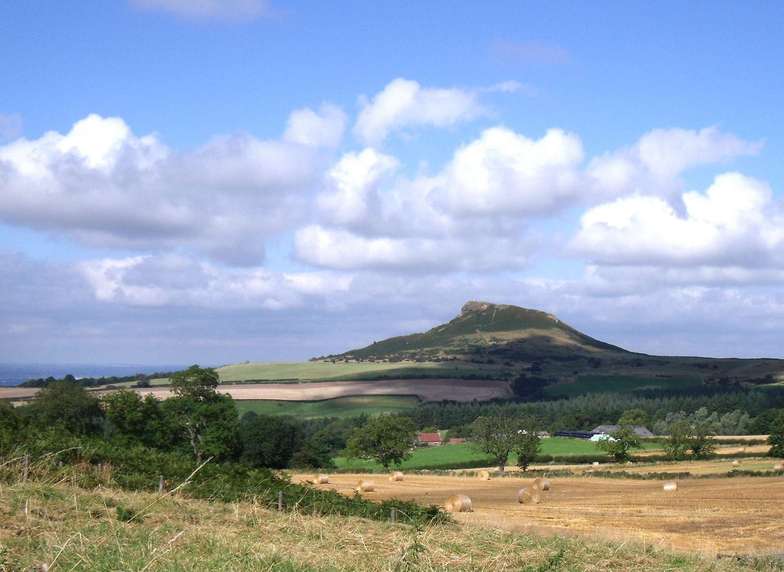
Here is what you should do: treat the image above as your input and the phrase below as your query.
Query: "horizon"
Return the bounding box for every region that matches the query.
[2,1,784,364]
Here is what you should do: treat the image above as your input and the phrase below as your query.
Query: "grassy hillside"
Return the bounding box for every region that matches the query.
[544,374,705,397]
[1,481,774,571]
[235,395,420,418]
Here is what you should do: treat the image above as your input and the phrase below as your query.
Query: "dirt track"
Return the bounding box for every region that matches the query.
[294,472,784,555]
[0,379,510,403]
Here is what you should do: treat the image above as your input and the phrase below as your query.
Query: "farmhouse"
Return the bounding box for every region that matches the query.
[417,432,442,446]
[591,425,654,437]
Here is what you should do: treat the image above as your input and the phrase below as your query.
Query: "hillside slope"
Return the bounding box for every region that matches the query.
[328,300,629,362]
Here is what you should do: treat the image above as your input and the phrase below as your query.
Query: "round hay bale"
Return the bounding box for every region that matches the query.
[773,462,784,471]
[316,474,330,485]
[531,477,551,492]
[517,487,541,504]
[478,470,492,481]
[389,471,404,482]
[444,494,473,513]
[592,461,600,467]
[731,460,740,467]
[662,481,678,492]
[355,480,375,493]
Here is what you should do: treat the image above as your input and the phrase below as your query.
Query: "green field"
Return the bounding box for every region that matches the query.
[545,374,704,397]
[234,395,420,418]
[217,360,507,383]
[334,438,663,471]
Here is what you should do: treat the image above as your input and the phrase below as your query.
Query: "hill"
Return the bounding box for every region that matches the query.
[319,301,784,391]
[324,301,628,362]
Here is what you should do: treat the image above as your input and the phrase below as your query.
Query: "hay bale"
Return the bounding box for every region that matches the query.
[592,461,600,467]
[731,460,740,467]
[355,480,375,493]
[532,477,551,491]
[316,474,330,484]
[773,462,784,471]
[517,487,541,504]
[478,470,492,481]
[444,494,473,512]
[663,481,678,492]
[389,471,404,482]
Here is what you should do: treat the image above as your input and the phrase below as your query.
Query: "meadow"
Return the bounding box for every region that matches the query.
[333,438,664,471]
[235,395,420,418]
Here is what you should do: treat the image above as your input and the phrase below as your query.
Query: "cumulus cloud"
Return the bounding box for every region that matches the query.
[0,112,333,265]
[572,172,784,267]
[437,127,584,216]
[354,78,484,146]
[587,127,762,197]
[80,254,352,309]
[283,104,347,148]
[130,0,269,21]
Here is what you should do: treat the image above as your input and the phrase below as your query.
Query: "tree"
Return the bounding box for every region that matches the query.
[103,390,172,448]
[471,415,525,472]
[687,417,716,459]
[617,408,649,428]
[597,426,640,462]
[663,420,692,460]
[0,400,21,452]
[26,380,103,435]
[163,365,239,463]
[345,415,416,469]
[767,410,784,458]
[513,417,542,471]
[239,413,302,468]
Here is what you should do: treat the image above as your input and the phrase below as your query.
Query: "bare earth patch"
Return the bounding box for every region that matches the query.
[293,472,784,555]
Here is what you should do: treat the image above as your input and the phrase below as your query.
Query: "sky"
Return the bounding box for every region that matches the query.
[1,0,783,365]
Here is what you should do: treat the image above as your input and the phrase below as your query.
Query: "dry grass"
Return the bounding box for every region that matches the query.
[295,472,784,556]
[2,482,779,571]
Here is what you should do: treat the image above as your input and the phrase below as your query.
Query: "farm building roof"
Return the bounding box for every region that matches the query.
[417,432,442,443]
[591,425,654,437]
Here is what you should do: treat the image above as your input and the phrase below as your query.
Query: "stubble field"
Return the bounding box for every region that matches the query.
[293,472,784,555]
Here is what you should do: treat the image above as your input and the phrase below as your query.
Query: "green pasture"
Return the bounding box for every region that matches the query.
[334,438,664,471]
[234,395,420,419]
[545,374,703,397]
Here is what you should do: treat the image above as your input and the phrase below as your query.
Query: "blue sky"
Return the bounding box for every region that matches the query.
[1,1,783,364]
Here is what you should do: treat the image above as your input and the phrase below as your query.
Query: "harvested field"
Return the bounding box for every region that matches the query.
[0,378,509,403]
[134,378,510,402]
[293,472,784,555]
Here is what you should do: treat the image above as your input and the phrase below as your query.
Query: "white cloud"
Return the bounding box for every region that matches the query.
[80,254,352,309]
[295,224,529,271]
[0,113,330,265]
[572,172,783,267]
[587,127,762,197]
[316,148,398,225]
[354,78,484,145]
[130,0,268,21]
[438,126,584,216]
[283,103,347,148]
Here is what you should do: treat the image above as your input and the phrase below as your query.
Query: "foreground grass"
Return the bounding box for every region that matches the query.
[235,395,420,418]
[1,482,778,572]
[334,439,663,471]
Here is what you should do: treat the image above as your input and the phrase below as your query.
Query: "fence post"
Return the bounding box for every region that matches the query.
[390,507,397,524]
[158,475,165,494]
[277,491,283,511]
[22,454,29,482]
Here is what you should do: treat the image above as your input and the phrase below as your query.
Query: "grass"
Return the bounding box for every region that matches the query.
[2,481,778,571]
[545,374,704,397]
[235,395,421,419]
[334,439,664,471]
[217,361,507,383]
